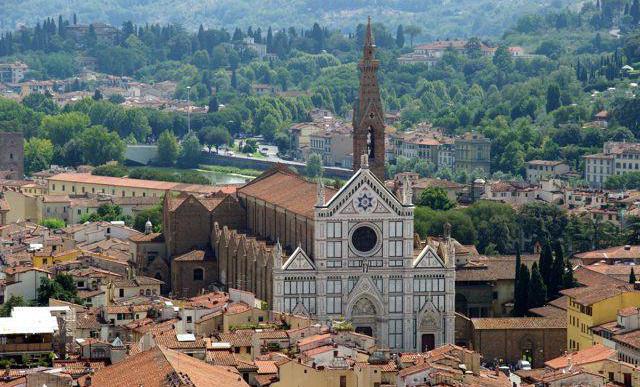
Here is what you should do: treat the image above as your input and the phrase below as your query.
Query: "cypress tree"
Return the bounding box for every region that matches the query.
[539,241,553,289]
[548,241,565,298]
[513,264,530,317]
[630,267,637,284]
[562,260,575,289]
[266,26,273,53]
[529,262,547,310]
[546,84,561,113]
[515,243,522,285]
[396,25,405,48]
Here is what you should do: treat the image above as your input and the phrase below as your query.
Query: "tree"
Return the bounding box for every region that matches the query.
[417,187,455,210]
[93,89,103,101]
[515,243,522,285]
[631,267,637,284]
[208,96,219,113]
[0,296,26,317]
[91,163,128,177]
[404,25,422,47]
[513,263,530,316]
[306,153,323,178]
[396,25,405,48]
[546,84,561,113]
[539,241,554,287]
[78,126,126,165]
[24,137,54,175]
[40,218,65,229]
[528,262,547,310]
[548,241,565,298]
[133,205,163,233]
[201,126,231,152]
[37,274,80,305]
[40,112,90,147]
[177,132,202,168]
[157,130,180,166]
[493,45,512,72]
[22,93,59,115]
[561,260,575,289]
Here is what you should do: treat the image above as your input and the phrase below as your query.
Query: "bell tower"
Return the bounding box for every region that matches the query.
[353,17,385,181]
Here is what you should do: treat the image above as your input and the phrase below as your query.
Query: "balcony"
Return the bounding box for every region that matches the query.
[0,342,52,353]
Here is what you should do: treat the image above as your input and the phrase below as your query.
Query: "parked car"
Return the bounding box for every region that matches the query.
[517,360,532,370]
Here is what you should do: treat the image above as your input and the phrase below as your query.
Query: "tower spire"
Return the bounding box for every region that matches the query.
[353,17,385,181]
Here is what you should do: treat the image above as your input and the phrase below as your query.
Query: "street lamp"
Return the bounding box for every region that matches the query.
[186,86,191,134]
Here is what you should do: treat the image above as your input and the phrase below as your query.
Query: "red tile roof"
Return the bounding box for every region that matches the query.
[545,344,616,369]
[237,166,336,219]
[575,245,640,261]
[471,317,566,330]
[561,283,637,306]
[91,345,249,387]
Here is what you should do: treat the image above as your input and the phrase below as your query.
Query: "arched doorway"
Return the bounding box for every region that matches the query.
[350,297,378,338]
[520,337,535,365]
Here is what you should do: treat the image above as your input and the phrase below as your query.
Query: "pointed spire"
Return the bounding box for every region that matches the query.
[363,16,375,60]
[360,154,369,169]
[316,178,325,207]
[273,238,282,268]
[402,175,413,206]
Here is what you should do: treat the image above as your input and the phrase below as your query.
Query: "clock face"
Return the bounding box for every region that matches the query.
[351,225,378,254]
[354,191,377,214]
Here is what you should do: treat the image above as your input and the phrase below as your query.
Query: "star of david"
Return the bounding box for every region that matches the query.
[356,193,374,211]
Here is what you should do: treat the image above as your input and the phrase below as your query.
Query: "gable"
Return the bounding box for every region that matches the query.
[413,246,445,269]
[321,168,408,218]
[282,247,316,271]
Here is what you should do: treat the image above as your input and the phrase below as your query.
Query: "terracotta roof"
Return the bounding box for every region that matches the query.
[104,304,151,314]
[355,361,398,372]
[225,301,252,315]
[575,245,640,261]
[129,232,164,243]
[303,345,334,357]
[48,172,237,195]
[560,283,637,306]
[112,276,164,287]
[528,305,567,318]
[613,329,640,349]
[173,249,210,261]
[254,360,278,374]
[573,265,627,287]
[545,344,616,369]
[618,306,640,317]
[76,312,102,330]
[238,166,337,219]
[185,291,229,309]
[254,374,278,386]
[206,350,238,366]
[455,255,538,282]
[167,193,231,212]
[472,317,566,330]
[413,178,464,190]
[153,329,207,350]
[217,330,254,347]
[548,295,569,310]
[91,345,249,387]
[582,263,636,282]
[297,333,331,347]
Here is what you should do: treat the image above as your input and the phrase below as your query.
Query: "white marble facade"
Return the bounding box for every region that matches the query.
[272,159,455,352]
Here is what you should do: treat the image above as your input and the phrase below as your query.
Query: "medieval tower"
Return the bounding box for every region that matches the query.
[352,17,385,181]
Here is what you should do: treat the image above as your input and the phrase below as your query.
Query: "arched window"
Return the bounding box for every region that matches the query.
[193,268,204,281]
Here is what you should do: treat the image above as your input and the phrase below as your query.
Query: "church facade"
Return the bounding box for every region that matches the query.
[271,158,455,352]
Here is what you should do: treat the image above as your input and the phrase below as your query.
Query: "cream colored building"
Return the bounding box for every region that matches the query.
[47,172,234,199]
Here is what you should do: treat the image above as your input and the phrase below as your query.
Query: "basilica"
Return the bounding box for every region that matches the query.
[134,19,455,352]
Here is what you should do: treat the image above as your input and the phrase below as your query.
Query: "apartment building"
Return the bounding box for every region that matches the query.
[585,142,640,188]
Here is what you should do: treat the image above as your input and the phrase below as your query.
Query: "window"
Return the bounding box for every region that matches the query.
[372,276,383,292]
[327,241,341,258]
[389,319,403,348]
[327,260,342,268]
[347,277,358,292]
[119,289,124,297]
[389,221,403,238]
[327,222,342,238]
[389,240,403,257]
[389,259,403,267]
[327,278,342,294]
[187,316,192,323]
[193,268,204,281]
[327,297,342,314]
[340,376,347,387]
[389,277,403,313]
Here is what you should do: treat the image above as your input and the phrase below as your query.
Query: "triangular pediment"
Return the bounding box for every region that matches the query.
[413,245,445,268]
[282,247,316,271]
[349,275,382,298]
[320,167,408,218]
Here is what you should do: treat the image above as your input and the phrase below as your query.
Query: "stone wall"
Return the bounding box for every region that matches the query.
[0,132,24,179]
[171,257,218,298]
[471,326,566,368]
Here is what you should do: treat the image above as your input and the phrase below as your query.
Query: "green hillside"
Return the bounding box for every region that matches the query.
[1,0,570,38]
